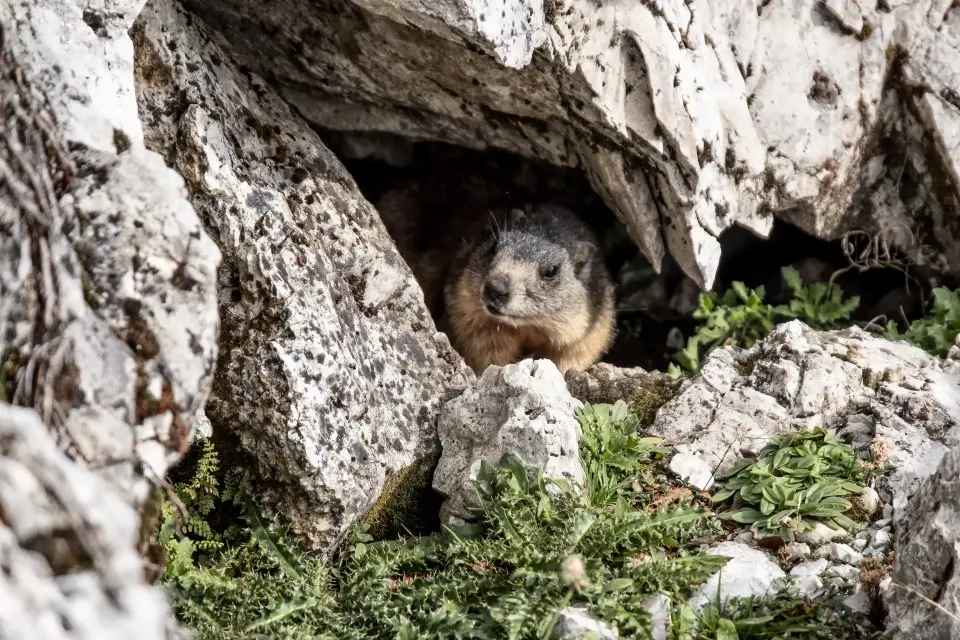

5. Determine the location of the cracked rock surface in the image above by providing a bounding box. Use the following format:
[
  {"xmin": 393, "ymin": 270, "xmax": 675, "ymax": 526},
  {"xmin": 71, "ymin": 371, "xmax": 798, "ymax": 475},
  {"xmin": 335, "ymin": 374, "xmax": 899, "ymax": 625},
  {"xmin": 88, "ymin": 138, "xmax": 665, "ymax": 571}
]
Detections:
[
  {"xmin": 166, "ymin": 0, "xmax": 960, "ymax": 289},
  {"xmin": 133, "ymin": 0, "xmax": 473, "ymax": 550},
  {"xmin": 650, "ymin": 320, "xmax": 960, "ymax": 520},
  {"xmin": 1, "ymin": 0, "xmax": 219, "ymax": 503},
  {"xmin": 886, "ymin": 442, "xmax": 960, "ymax": 637}
]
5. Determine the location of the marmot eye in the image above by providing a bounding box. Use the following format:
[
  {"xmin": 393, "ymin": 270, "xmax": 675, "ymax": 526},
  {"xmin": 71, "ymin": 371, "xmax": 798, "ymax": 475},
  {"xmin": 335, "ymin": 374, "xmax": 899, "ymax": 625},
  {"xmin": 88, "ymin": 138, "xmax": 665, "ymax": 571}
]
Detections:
[{"xmin": 540, "ymin": 263, "xmax": 561, "ymax": 280}]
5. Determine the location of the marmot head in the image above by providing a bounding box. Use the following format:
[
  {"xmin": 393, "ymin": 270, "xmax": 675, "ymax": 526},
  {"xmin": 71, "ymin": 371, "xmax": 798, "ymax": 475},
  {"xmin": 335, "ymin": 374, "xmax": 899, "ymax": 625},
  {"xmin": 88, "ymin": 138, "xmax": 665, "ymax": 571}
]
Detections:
[{"xmin": 455, "ymin": 204, "xmax": 611, "ymax": 343}]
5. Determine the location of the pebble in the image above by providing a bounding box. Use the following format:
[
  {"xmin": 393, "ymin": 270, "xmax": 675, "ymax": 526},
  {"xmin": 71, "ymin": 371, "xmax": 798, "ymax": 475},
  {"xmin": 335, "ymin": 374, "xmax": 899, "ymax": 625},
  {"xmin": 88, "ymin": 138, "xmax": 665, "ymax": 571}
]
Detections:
[
  {"xmin": 815, "ymin": 543, "xmax": 863, "ymax": 566},
  {"xmin": 792, "ymin": 573, "xmax": 824, "ymax": 598},
  {"xmin": 858, "ymin": 487, "xmax": 881, "ymax": 516},
  {"xmin": 842, "ymin": 590, "xmax": 872, "ymax": 614},
  {"xmin": 790, "ymin": 559, "xmax": 830, "ymax": 577},
  {"xmin": 871, "ymin": 528, "xmax": 892, "ymax": 549},
  {"xmin": 851, "ymin": 538, "xmax": 867, "ymax": 552},
  {"xmin": 882, "ymin": 504, "xmax": 894, "ymax": 520},
  {"xmin": 783, "ymin": 542, "xmax": 811, "ymax": 561},
  {"xmin": 797, "ymin": 522, "xmax": 847, "ymax": 545},
  {"xmin": 827, "ymin": 564, "xmax": 859, "ymax": 581}
]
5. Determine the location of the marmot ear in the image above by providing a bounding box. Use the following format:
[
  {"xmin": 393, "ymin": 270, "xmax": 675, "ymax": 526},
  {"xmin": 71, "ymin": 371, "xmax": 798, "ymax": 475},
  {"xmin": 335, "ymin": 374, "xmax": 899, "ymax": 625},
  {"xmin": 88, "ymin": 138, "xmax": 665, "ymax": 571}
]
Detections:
[
  {"xmin": 574, "ymin": 241, "xmax": 596, "ymax": 273},
  {"xmin": 506, "ymin": 207, "xmax": 526, "ymax": 227}
]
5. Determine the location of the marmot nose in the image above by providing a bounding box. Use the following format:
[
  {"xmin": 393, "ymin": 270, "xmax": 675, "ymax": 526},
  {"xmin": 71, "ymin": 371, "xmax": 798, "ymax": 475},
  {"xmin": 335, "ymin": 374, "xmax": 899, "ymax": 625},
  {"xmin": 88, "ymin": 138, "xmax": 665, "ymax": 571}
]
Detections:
[{"xmin": 483, "ymin": 277, "xmax": 511, "ymax": 308}]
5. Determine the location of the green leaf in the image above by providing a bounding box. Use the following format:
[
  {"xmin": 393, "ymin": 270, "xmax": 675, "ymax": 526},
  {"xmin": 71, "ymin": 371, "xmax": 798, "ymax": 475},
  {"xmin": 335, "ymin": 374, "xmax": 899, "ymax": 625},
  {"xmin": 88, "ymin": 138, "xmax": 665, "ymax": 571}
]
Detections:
[
  {"xmin": 716, "ymin": 618, "xmax": 740, "ymax": 640},
  {"xmin": 726, "ymin": 508, "xmax": 766, "ymax": 524}
]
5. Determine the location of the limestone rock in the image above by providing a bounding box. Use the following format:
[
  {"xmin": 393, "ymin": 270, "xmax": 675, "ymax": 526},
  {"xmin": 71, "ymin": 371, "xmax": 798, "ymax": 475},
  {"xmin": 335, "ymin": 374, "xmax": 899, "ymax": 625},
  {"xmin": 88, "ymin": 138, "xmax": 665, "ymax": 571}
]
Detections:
[
  {"xmin": 642, "ymin": 594, "xmax": 672, "ymax": 640},
  {"xmin": 687, "ymin": 542, "xmax": 786, "ymax": 610},
  {"xmin": 650, "ymin": 321, "xmax": 960, "ymax": 512},
  {"xmin": 1, "ymin": 0, "xmax": 219, "ymax": 506},
  {"xmin": 165, "ymin": 0, "xmax": 960, "ymax": 289},
  {"xmin": 0, "ymin": 405, "xmax": 174, "ymax": 640},
  {"xmin": 434, "ymin": 359, "xmax": 585, "ymax": 523},
  {"xmin": 552, "ymin": 608, "xmax": 619, "ymax": 640},
  {"xmin": 885, "ymin": 444, "xmax": 960, "ymax": 638},
  {"xmin": 132, "ymin": 0, "xmax": 473, "ymax": 550}
]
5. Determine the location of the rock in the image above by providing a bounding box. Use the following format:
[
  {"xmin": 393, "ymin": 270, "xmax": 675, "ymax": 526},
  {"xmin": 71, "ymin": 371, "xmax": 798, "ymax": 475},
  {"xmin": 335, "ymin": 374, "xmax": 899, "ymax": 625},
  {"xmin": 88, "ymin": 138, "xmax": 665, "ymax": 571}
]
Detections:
[
  {"xmin": 798, "ymin": 522, "xmax": 849, "ymax": 546},
  {"xmin": 133, "ymin": 0, "xmax": 473, "ymax": 549},
  {"xmin": 564, "ymin": 364, "xmax": 679, "ymax": 427},
  {"xmin": 792, "ymin": 574, "xmax": 825, "ymax": 599},
  {"xmin": 827, "ymin": 564, "xmax": 860, "ymax": 582},
  {"xmin": 789, "ymin": 560, "xmax": 829, "ymax": 598},
  {"xmin": 886, "ymin": 444, "xmax": 960, "ymax": 638},
  {"xmin": 858, "ymin": 487, "xmax": 881, "ymax": 517},
  {"xmin": 852, "ymin": 538, "xmax": 868, "ymax": 553},
  {"xmin": 642, "ymin": 594, "xmax": 672, "ymax": 640},
  {"xmin": 843, "ymin": 590, "xmax": 872, "ymax": 615},
  {"xmin": 669, "ymin": 451, "xmax": 718, "ymax": 491},
  {"xmin": 871, "ymin": 529, "xmax": 892, "ymax": 550},
  {"xmin": 650, "ymin": 321, "xmax": 960, "ymax": 512},
  {"xmin": 791, "ymin": 559, "xmax": 831, "ymax": 578},
  {"xmin": 815, "ymin": 543, "xmax": 864, "ymax": 566},
  {"xmin": 1, "ymin": 0, "xmax": 220, "ymax": 508},
  {"xmin": 0, "ymin": 405, "xmax": 174, "ymax": 640},
  {"xmin": 688, "ymin": 542, "xmax": 786, "ymax": 611},
  {"xmin": 552, "ymin": 608, "xmax": 618, "ymax": 640},
  {"xmin": 173, "ymin": 0, "xmax": 960, "ymax": 289},
  {"xmin": 783, "ymin": 542, "xmax": 812, "ymax": 561},
  {"xmin": 433, "ymin": 359, "xmax": 585, "ymax": 523}
]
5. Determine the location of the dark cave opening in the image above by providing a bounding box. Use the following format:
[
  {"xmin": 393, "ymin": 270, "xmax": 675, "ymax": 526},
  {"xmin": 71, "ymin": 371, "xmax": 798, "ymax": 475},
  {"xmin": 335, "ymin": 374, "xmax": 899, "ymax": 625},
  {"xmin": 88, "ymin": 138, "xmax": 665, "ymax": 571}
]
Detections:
[{"xmin": 321, "ymin": 130, "xmax": 942, "ymax": 373}]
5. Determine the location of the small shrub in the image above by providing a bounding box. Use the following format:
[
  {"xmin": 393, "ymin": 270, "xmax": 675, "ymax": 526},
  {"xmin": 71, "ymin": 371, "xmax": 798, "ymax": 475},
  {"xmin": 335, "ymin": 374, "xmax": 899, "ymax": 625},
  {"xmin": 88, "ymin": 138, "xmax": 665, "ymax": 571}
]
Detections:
[{"xmin": 711, "ymin": 427, "xmax": 870, "ymax": 542}]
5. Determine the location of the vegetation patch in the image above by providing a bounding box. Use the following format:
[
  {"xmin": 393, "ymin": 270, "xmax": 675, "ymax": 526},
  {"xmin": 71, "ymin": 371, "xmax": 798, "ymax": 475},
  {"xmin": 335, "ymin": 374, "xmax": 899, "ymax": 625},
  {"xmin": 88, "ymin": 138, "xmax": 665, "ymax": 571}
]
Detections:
[
  {"xmin": 886, "ymin": 286, "xmax": 960, "ymax": 357},
  {"xmin": 669, "ymin": 267, "xmax": 860, "ymax": 376},
  {"xmin": 711, "ymin": 427, "xmax": 887, "ymax": 542},
  {"xmin": 155, "ymin": 405, "xmax": 881, "ymax": 639}
]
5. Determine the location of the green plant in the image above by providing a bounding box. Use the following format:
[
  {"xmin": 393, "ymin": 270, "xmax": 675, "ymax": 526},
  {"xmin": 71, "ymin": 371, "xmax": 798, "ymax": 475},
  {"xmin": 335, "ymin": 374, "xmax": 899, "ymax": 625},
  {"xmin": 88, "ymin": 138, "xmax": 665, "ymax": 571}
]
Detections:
[
  {"xmin": 577, "ymin": 400, "xmax": 671, "ymax": 507},
  {"xmin": 670, "ymin": 268, "xmax": 860, "ymax": 377},
  {"xmin": 780, "ymin": 266, "xmax": 860, "ymax": 327},
  {"xmin": 711, "ymin": 427, "xmax": 869, "ymax": 542},
  {"xmin": 671, "ymin": 583, "xmax": 877, "ymax": 639},
  {"xmin": 670, "ymin": 282, "xmax": 780, "ymax": 377},
  {"xmin": 886, "ymin": 286, "xmax": 960, "ymax": 357}
]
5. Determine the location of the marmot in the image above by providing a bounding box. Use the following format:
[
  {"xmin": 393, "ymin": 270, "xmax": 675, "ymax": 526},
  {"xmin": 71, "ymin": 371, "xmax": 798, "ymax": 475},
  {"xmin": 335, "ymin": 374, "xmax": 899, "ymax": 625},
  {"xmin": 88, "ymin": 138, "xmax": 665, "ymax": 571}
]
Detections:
[{"xmin": 377, "ymin": 182, "xmax": 616, "ymax": 375}]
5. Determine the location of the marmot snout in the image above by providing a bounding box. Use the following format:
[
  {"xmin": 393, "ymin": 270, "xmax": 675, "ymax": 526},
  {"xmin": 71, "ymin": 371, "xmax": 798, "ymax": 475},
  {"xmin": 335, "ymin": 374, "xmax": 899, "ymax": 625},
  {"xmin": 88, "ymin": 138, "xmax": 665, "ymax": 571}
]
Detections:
[{"xmin": 377, "ymin": 183, "xmax": 616, "ymax": 375}]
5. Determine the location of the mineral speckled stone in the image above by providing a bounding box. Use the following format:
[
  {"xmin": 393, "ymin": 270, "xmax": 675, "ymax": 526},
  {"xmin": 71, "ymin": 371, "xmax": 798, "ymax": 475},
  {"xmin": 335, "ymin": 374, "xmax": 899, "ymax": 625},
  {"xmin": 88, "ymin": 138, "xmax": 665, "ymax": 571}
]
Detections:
[{"xmin": 133, "ymin": 0, "xmax": 472, "ymax": 550}]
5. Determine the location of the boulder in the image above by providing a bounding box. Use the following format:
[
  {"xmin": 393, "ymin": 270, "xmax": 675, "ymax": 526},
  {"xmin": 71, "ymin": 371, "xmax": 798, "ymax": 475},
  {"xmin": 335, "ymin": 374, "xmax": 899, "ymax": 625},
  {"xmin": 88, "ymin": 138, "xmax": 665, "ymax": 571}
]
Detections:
[
  {"xmin": 0, "ymin": 404, "xmax": 175, "ymax": 640},
  {"xmin": 434, "ymin": 359, "xmax": 585, "ymax": 523},
  {"xmin": 145, "ymin": 0, "xmax": 960, "ymax": 289},
  {"xmin": 132, "ymin": 0, "xmax": 473, "ymax": 550},
  {"xmin": 0, "ymin": 0, "xmax": 219, "ymax": 503},
  {"xmin": 650, "ymin": 320, "xmax": 960, "ymax": 518},
  {"xmin": 885, "ymin": 443, "xmax": 960, "ymax": 638}
]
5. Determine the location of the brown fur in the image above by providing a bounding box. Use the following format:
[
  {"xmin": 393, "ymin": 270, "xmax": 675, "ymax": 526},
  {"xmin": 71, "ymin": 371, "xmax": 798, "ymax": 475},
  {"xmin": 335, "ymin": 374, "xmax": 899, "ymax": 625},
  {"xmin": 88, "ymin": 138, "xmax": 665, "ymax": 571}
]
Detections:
[{"xmin": 377, "ymin": 181, "xmax": 616, "ymax": 376}]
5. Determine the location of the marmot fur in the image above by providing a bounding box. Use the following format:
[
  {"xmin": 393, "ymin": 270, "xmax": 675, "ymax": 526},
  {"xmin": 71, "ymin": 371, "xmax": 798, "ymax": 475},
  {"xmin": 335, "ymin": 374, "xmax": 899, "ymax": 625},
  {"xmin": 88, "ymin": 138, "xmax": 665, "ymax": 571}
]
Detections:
[{"xmin": 377, "ymin": 180, "xmax": 616, "ymax": 375}]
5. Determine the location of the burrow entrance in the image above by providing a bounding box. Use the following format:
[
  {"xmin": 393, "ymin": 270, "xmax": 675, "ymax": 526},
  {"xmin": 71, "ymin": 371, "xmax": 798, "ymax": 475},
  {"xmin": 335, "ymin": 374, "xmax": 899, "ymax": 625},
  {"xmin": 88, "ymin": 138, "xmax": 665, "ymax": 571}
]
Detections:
[{"xmin": 322, "ymin": 130, "xmax": 945, "ymax": 372}]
